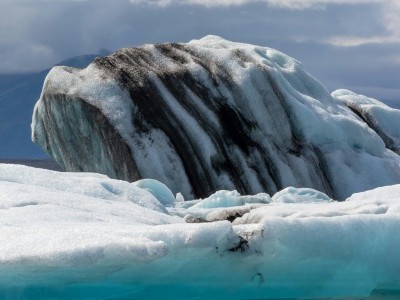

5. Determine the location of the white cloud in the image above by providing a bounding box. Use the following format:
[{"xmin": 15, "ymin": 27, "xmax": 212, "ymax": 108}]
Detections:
[
  {"xmin": 130, "ymin": 0, "xmax": 400, "ymax": 47},
  {"xmin": 130, "ymin": 0, "xmax": 381, "ymax": 9},
  {"xmin": 384, "ymin": 1, "xmax": 400, "ymax": 38},
  {"xmin": 323, "ymin": 0, "xmax": 400, "ymax": 47},
  {"xmin": 0, "ymin": 40, "xmax": 57, "ymax": 73},
  {"xmin": 261, "ymin": 0, "xmax": 380, "ymax": 9},
  {"xmin": 130, "ymin": 0, "xmax": 254, "ymax": 7},
  {"xmin": 325, "ymin": 35, "xmax": 400, "ymax": 47}
]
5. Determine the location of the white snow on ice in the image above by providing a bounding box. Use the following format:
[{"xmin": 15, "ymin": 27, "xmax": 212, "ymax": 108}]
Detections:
[
  {"xmin": 189, "ymin": 36, "xmax": 385, "ymax": 156},
  {"xmin": 1, "ymin": 163, "xmax": 400, "ymax": 299},
  {"xmin": 32, "ymin": 64, "xmax": 135, "ymax": 144},
  {"xmin": 333, "ymin": 89, "xmax": 400, "ymax": 151}
]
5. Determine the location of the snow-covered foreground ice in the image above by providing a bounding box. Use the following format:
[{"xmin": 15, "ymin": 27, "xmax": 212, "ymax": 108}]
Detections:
[{"xmin": 1, "ymin": 164, "xmax": 400, "ymax": 299}]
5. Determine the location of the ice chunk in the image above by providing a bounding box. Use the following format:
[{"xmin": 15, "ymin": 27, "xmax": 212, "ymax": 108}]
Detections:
[
  {"xmin": 175, "ymin": 192, "xmax": 185, "ymax": 203},
  {"xmin": 333, "ymin": 89, "xmax": 400, "ymax": 153},
  {"xmin": 272, "ymin": 186, "xmax": 332, "ymax": 203},
  {"xmin": 190, "ymin": 190, "xmax": 270, "ymax": 209},
  {"xmin": 133, "ymin": 178, "xmax": 176, "ymax": 207},
  {"xmin": 169, "ymin": 190, "xmax": 270, "ymax": 224}
]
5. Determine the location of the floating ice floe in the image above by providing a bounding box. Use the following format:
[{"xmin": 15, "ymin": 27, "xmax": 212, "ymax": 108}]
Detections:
[{"xmin": 1, "ymin": 163, "xmax": 400, "ymax": 299}]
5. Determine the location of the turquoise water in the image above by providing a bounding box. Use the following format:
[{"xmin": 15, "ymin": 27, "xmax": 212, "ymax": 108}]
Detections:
[{"xmin": 1, "ymin": 285, "xmax": 399, "ymax": 300}]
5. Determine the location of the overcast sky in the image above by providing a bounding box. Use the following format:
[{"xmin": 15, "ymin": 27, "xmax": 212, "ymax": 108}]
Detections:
[{"xmin": 0, "ymin": 0, "xmax": 399, "ymax": 101}]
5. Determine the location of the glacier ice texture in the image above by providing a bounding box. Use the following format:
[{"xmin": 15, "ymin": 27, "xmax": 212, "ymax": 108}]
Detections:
[
  {"xmin": 1, "ymin": 163, "xmax": 400, "ymax": 299},
  {"xmin": 32, "ymin": 35, "xmax": 400, "ymax": 201},
  {"xmin": 332, "ymin": 89, "xmax": 400, "ymax": 154}
]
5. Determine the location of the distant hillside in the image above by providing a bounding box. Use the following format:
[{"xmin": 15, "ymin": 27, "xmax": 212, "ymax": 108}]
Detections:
[{"xmin": 0, "ymin": 51, "xmax": 110, "ymax": 159}]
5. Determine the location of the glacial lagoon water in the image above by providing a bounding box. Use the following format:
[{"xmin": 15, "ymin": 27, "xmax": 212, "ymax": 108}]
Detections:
[{"xmin": 1, "ymin": 281, "xmax": 400, "ymax": 299}]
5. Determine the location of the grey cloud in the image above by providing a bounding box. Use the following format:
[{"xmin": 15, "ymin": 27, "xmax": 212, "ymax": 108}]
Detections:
[
  {"xmin": 131, "ymin": 0, "xmax": 400, "ymax": 47},
  {"xmin": 130, "ymin": 0, "xmax": 382, "ymax": 9},
  {"xmin": 0, "ymin": 0, "xmax": 398, "ymax": 101}
]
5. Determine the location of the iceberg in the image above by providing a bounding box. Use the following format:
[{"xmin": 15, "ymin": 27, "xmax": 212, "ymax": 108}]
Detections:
[
  {"xmin": 1, "ymin": 163, "xmax": 400, "ymax": 299},
  {"xmin": 133, "ymin": 178, "xmax": 176, "ymax": 207},
  {"xmin": 32, "ymin": 36, "xmax": 400, "ymax": 201},
  {"xmin": 333, "ymin": 89, "xmax": 400, "ymax": 153}
]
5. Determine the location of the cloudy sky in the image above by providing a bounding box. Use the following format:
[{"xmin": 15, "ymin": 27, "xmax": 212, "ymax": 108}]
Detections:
[{"xmin": 0, "ymin": 0, "xmax": 399, "ymax": 101}]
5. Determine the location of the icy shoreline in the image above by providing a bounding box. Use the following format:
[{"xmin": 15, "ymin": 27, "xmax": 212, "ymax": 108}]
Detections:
[{"xmin": 1, "ymin": 163, "xmax": 400, "ymax": 299}]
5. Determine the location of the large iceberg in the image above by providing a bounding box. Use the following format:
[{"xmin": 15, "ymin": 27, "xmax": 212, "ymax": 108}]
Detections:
[
  {"xmin": 1, "ymin": 163, "xmax": 400, "ymax": 299},
  {"xmin": 32, "ymin": 36, "xmax": 400, "ymax": 200}
]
